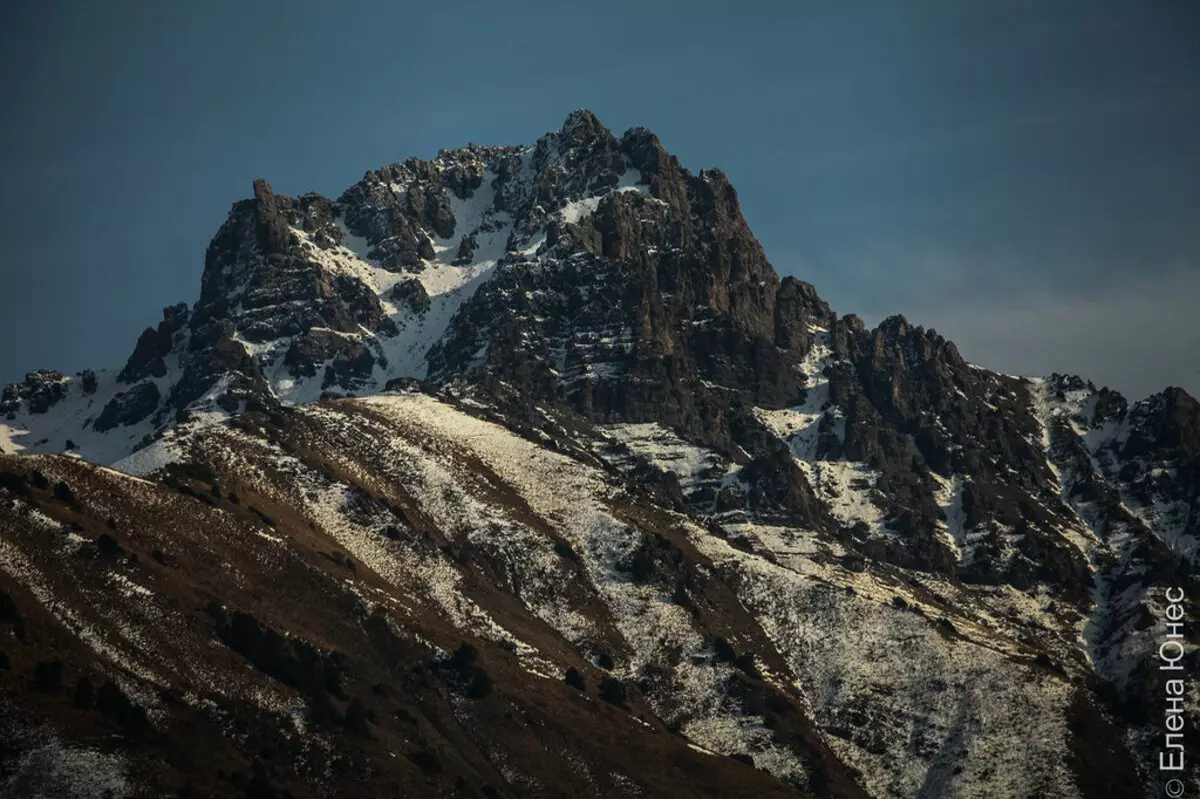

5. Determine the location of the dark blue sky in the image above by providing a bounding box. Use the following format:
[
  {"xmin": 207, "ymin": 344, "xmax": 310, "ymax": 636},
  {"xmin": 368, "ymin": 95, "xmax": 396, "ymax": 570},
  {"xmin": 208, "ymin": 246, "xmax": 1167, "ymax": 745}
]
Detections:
[{"xmin": 2, "ymin": 1, "xmax": 1197, "ymax": 398}]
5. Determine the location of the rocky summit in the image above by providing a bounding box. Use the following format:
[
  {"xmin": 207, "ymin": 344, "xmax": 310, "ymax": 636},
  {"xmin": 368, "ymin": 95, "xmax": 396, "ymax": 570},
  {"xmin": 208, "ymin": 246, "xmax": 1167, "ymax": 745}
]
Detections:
[{"xmin": 0, "ymin": 111, "xmax": 1196, "ymax": 798}]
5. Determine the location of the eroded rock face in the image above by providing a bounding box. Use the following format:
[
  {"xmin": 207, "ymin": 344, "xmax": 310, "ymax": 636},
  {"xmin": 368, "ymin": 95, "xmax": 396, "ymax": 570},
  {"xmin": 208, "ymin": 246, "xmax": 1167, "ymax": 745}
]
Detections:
[
  {"xmin": 1, "ymin": 371, "xmax": 70, "ymax": 415},
  {"xmin": 118, "ymin": 303, "xmax": 190, "ymax": 384},
  {"xmin": 94, "ymin": 382, "xmax": 161, "ymax": 432},
  {"xmin": 200, "ymin": 181, "xmax": 393, "ymax": 344},
  {"xmin": 389, "ymin": 279, "xmax": 430, "ymax": 315},
  {"xmin": 283, "ymin": 329, "xmax": 383, "ymax": 394}
]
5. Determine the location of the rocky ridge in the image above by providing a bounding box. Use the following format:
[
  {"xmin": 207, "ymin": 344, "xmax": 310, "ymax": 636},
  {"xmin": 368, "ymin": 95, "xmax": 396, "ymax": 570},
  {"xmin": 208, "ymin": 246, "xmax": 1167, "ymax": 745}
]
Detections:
[{"xmin": 0, "ymin": 110, "xmax": 1197, "ymax": 797}]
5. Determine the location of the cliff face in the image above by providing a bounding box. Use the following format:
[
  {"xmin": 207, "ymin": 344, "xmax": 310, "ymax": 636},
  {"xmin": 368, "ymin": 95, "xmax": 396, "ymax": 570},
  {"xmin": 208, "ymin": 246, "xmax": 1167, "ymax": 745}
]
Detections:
[{"xmin": 1, "ymin": 111, "xmax": 1196, "ymax": 797}]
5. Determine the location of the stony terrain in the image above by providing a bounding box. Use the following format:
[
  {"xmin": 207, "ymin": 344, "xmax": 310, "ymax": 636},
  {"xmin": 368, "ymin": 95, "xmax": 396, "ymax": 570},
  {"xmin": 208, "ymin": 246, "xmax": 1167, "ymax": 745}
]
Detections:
[{"xmin": 1, "ymin": 111, "xmax": 1196, "ymax": 797}]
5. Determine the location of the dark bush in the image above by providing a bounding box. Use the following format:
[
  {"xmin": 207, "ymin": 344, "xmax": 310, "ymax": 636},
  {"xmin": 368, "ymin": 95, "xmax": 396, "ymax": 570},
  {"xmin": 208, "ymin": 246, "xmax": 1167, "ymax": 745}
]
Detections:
[
  {"xmin": 246, "ymin": 772, "xmax": 282, "ymax": 799},
  {"xmin": 34, "ymin": 660, "xmax": 63, "ymax": 691},
  {"xmin": 449, "ymin": 643, "xmax": 478, "ymax": 670},
  {"xmin": 97, "ymin": 681, "xmax": 151, "ymax": 734},
  {"xmin": 564, "ymin": 667, "xmax": 586, "ymax": 690},
  {"xmin": 599, "ymin": 676, "xmax": 627, "ymax": 707},
  {"xmin": 596, "ymin": 650, "xmax": 615, "ymax": 670},
  {"xmin": 712, "ymin": 636, "xmax": 736, "ymax": 663},
  {"xmin": 1034, "ymin": 652, "xmax": 1066, "ymax": 675},
  {"xmin": 671, "ymin": 581, "xmax": 693, "ymax": 609},
  {"xmin": 53, "ymin": 481, "xmax": 75, "ymax": 503},
  {"xmin": 734, "ymin": 653, "xmax": 760, "ymax": 678},
  {"xmin": 30, "ymin": 470, "xmax": 49, "ymax": 490},
  {"xmin": 308, "ymin": 689, "xmax": 342, "ymax": 728},
  {"xmin": 763, "ymin": 690, "xmax": 792, "ymax": 716},
  {"xmin": 344, "ymin": 698, "xmax": 372, "ymax": 737},
  {"xmin": 442, "ymin": 643, "xmax": 492, "ymax": 699},
  {"xmin": 0, "ymin": 650, "xmax": 9, "ymax": 670},
  {"xmin": 73, "ymin": 676, "xmax": 94, "ymax": 708},
  {"xmin": 214, "ymin": 610, "xmax": 348, "ymax": 702},
  {"xmin": 0, "ymin": 590, "xmax": 20, "ymax": 623},
  {"xmin": 628, "ymin": 542, "xmax": 655, "ymax": 583},
  {"xmin": 0, "ymin": 471, "xmax": 28, "ymax": 495},
  {"xmin": 466, "ymin": 668, "xmax": 493, "ymax": 699},
  {"xmin": 409, "ymin": 748, "xmax": 441, "ymax": 773},
  {"xmin": 730, "ymin": 753, "xmax": 755, "ymax": 767},
  {"xmin": 96, "ymin": 533, "xmax": 124, "ymax": 556},
  {"xmin": 248, "ymin": 506, "xmax": 276, "ymax": 528},
  {"xmin": 891, "ymin": 596, "xmax": 909, "ymax": 610}
]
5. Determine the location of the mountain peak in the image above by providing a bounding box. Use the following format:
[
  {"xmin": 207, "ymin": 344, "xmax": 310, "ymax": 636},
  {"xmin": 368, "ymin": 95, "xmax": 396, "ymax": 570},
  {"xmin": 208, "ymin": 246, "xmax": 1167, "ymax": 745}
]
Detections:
[{"xmin": 1, "ymin": 111, "xmax": 1195, "ymax": 798}]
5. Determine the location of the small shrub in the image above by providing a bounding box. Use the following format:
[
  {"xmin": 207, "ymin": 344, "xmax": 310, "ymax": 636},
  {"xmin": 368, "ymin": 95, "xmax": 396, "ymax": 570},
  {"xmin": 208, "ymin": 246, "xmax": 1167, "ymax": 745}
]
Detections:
[
  {"xmin": 628, "ymin": 543, "xmax": 655, "ymax": 583},
  {"xmin": 248, "ymin": 506, "xmax": 276, "ymax": 528},
  {"xmin": 34, "ymin": 660, "xmax": 63, "ymax": 692},
  {"xmin": 344, "ymin": 698, "xmax": 372, "ymax": 738},
  {"xmin": 733, "ymin": 653, "xmax": 760, "ymax": 678},
  {"xmin": 0, "ymin": 471, "xmax": 28, "ymax": 495},
  {"xmin": 449, "ymin": 643, "xmax": 478, "ymax": 670},
  {"xmin": 564, "ymin": 667, "xmax": 586, "ymax": 691},
  {"xmin": 0, "ymin": 590, "xmax": 20, "ymax": 623},
  {"xmin": 442, "ymin": 643, "xmax": 492, "ymax": 699},
  {"xmin": 96, "ymin": 533, "xmax": 123, "ymax": 556},
  {"xmin": 308, "ymin": 689, "xmax": 342, "ymax": 728},
  {"xmin": 595, "ymin": 650, "xmax": 615, "ymax": 670},
  {"xmin": 96, "ymin": 680, "xmax": 151, "ymax": 734},
  {"xmin": 763, "ymin": 690, "xmax": 792, "ymax": 715},
  {"xmin": 730, "ymin": 753, "xmax": 755, "ymax": 767},
  {"xmin": 891, "ymin": 596, "xmax": 909, "ymax": 610},
  {"xmin": 73, "ymin": 676, "xmax": 94, "ymax": 708},
  {"xmin": 409, "ymin": 748, "xmax": 441, "ymax": 773},
  {"xmin": 53, "ymin": 481, "xmax": 75, "ymax": 503},
  {"xmin": 466, "ymin": 668, "xmax": 493, "ymax": 699},
  {"xmin": 671, "ymin": 581, "xmax": 693, "ymax": 609},
  {"xmin": 599, "ymin": 676, "xmax": 627, "ymax": 707}
]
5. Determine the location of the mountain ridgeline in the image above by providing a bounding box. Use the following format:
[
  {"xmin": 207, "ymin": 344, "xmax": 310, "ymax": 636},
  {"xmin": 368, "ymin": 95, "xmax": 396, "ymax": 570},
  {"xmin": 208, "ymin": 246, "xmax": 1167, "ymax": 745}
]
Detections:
[{"xmin": 0, "ymin": 111, "xmax": 1196, "ymax": 797}]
